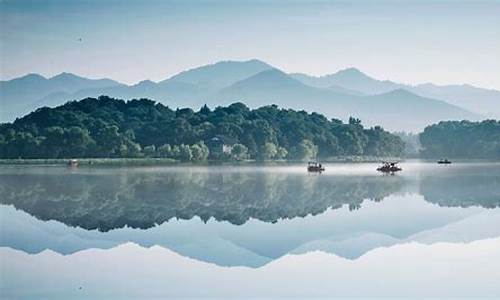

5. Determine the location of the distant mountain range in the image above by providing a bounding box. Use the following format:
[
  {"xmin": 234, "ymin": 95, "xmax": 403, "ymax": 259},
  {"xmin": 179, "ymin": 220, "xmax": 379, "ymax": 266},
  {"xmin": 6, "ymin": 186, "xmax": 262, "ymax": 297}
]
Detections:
[
  {"xmin": 290, "ymin": 68, "xmax": 500, "ymax": 119},
  {"xmin": 0, "ymin": 73, "xmax": 123, "ymax": 121},
  {"xmin": 1, "ymin": 59, "xmax": 497, "ymax": 131}
]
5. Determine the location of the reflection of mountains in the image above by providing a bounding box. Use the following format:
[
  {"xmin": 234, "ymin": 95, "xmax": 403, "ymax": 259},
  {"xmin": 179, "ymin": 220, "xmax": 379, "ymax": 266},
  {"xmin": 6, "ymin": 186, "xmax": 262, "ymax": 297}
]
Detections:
[
  {"xmin": 0, "ymin": 170, "xmax": 403, "ymax": 231},
  {"xmin": 420, "ymin": 171, "xmax": 500, "ymax": 209},
  {"xmin": 2, "ymin": 166, "xmax": 500, "ymax": 268}
]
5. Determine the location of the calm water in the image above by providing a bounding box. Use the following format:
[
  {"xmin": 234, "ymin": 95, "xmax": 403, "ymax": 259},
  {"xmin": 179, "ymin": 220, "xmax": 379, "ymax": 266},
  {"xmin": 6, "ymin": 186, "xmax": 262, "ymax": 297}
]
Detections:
[{"xmin": 1, "ymin": 161, "xmax": 500, "ymax": 298}]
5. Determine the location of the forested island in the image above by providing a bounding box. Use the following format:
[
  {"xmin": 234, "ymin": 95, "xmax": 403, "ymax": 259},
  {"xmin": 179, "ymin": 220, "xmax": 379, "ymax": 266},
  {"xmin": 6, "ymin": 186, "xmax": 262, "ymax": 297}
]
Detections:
[
  {"xmin": 420, "ymin": 120, "xmax": 500, "ymax": 159},
  {"xmin": 0, "ymin": 96, "xmax": 405, "ymax": 160}
]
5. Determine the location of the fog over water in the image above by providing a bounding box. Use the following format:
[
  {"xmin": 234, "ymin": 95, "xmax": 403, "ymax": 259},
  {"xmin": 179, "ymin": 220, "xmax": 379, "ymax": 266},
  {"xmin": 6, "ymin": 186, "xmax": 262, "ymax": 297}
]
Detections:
[{"xmin": 1, "ymin": 161, "xmax": 499, "ymax": 298}]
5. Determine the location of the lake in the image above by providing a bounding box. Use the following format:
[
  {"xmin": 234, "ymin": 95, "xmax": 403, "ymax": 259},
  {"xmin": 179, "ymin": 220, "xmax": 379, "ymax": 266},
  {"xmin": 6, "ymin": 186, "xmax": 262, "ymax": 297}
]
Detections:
[{"xmin": 1, "ymin": 161, "xmax": 500, "ymax": 299}]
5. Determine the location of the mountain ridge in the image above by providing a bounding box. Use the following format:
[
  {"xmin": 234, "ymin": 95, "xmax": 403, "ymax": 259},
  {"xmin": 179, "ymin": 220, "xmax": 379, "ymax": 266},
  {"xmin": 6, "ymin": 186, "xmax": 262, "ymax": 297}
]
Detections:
[
  {"xmin": 291, "ymin": 68, "xmax": 500, "ymax": 118},
  {"xmin": 0, "ymin": 60, "xmax": 491, "ymax": 131}
]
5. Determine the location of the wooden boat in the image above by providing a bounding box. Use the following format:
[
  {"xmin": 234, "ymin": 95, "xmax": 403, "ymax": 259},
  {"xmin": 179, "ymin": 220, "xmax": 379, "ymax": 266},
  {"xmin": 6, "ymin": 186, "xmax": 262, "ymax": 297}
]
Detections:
[
  {"xmin": 67, "ymin": 159, "xmax": 78, "ymax": 167},
  {"xmin": 437, "ymin": 159, "xmax": 452, "ymax": 164},
  {"xmin": 307, "ymin": 162, "xmax": 325, "ymax": 173},
  {"xmin": 377, "ymin": 161, "xmax": 401, "ymax": 173}
]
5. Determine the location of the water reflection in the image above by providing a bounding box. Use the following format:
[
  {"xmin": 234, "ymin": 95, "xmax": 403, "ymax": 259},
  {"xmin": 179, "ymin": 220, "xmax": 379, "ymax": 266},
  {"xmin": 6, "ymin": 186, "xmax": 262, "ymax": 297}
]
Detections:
[
  {"xmin": 1, "ymin": 163, "xmax": 499, "ymax": 298},
  {"xmin": 1, "ymin": 162, "xmax": 500, "ymax": 268},
  {"xmin": 2, "ymin": 238, "xmax": 500, "ymax": 299},
  {"xmin": 1, "ymin": 163, "xmax": 500, "ymax": 232},
  {"xmin": 0, "ymin": 166, "xmax": 406, "ymax": 231},
  {"xmin": 420, "ymin": 170, "xmax": 500, "ymax": 208}
]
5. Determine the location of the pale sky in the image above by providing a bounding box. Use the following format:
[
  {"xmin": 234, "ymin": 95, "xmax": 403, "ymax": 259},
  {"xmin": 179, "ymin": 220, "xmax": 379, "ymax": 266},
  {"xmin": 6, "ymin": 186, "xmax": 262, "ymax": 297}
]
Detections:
[{"xmin": 1, "ymin": 0, "xmax": 500, "ymax": 89}]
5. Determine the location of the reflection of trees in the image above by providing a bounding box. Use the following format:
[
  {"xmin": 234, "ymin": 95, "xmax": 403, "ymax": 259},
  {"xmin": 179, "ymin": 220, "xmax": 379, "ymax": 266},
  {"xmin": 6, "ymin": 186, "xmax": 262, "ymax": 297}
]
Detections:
[
  {"xmin": 0, "ymin": 170, "xmax": 404, "ymax": 231},
  {"xmin": 420, "ymin": 172, "xmax": 500, "ymax": 209}
]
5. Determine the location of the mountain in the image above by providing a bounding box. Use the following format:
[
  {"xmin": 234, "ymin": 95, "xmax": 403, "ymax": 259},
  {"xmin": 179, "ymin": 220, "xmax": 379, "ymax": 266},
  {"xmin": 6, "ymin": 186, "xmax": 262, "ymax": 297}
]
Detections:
[
  {"xmin": 45, "ymin": 72, "xmax": 121, "ymax": 92},
  {"xmin": 285, "ymin": 73, "xmax": 366, "ymax": 96},
  {"xmin": 164, "ymin": 59, "xmax": 273, "ymax": 91},
  {"xmin": 292, "ymin": 68, "xmax": 500, "ymax": 118},
  {"xmin": 0, "ymin": 73, "xmax": 122, "ymax": 121},
  {"xmin": 291, "ymin": 68, "xmax": 402, "ymax": 94},
  {"xmin": 0, "ymin": 60, "xmax": 486, "ymax": 131},
  {"xmin": 355, "ymin": 89, "xmax": 479, "ymax": 131},
  {"xmin": 212, "ymin": 68, "xmax": 347, "ymax": 108},
  {"xmin": 410, "ymin": 83, "xmax": 500, "ymax": 118},
  {"xmin": 213, "ymin": 70, "xmax": 479, "ymax": 131},
  {"xmin": 291, "ymin": 232, "xmax": 399, "ymax": 259},
  {"xmin": 0, "ymin": 60, "xmax": 273, "ymax": 122}
]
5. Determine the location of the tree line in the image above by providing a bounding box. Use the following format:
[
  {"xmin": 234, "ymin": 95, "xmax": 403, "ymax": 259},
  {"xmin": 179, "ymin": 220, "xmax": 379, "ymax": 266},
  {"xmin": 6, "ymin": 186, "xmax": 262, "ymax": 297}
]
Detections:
[
  {"xmin": 419, "ymin": 120, "xmax": 500, "ymax": 159},
  {"xmin": 0, "ymin": 96, "xmax": 405, "ymax": 160},
  {"xmin": 0, "ymin": 168, "xmax": 404, "ymax": 231}
]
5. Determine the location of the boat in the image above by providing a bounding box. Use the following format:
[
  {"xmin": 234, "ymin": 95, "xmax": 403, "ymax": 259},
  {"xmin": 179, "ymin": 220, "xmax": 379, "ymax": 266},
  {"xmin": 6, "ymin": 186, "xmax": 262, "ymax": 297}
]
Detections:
[
  {"xmin": 67, "ymin": 159, "xmax": 78, "ymax": 167},
  {"xmin": 377, "ymin": 161, "xmax": 402, "ymax": 173},
  {"xmin": 437, "ymin": 159, "xmax": 452, "ymax": 164},
  {"xmin": 307, "ymin": 162, "xmax": 325, "ymax": 173}
]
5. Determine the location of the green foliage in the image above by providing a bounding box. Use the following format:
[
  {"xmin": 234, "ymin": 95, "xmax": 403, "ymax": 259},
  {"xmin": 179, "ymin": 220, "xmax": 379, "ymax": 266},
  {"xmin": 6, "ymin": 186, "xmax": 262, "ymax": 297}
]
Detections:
[
  {"xmin": 259, "ymin": 142, "xmax": 278, "ymax": 160},
  {"xmin": 157, "ymin": 144, "xmax": 171, "ymax": 158},
  {"xmin": 348, "ymin": 117, "xmax": 362, "ymax": 126},
  {"xmin": 420, "ymin": 120, "xmax": 500, "ymax": 158},
  {"xmin": 0, "ymin": 96, "xmax": 405, "ymax": 159},
  {"xmin": 231, "ymin": 143, "xmax": 249, "ymax": 160},
  {"xmin": 191, "ymin": 142, "xmax": 209, "ymax": 161},
  {"xmin": 178, "ymin": 144, "xmax": 193, "ymax": 161},
  {"xmin": 0, "ymin": 167, "xmax": 407, "ymax": 231},
  {"xmin": 119, "ymin": 140, "xmax": 142, "ymax": 158},
  {"xmin": 291, "ymin": 139, "xmax": 318, "ymax": 160},
  {"xmin": 143, "ymin": 145, "xmax": 156, "ymax": 157},
  {"xmin": 275, "ymin": 146, "xmax": 288, "ymax": 159},
  {"xmin": 394, "ymin": 131, "xmax": 421, "ymax": 157}
]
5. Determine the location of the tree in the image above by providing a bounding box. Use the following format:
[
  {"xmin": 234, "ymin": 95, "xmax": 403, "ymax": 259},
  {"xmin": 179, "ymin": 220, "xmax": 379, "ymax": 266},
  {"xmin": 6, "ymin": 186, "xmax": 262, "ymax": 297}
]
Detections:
[
  {"xmin": 41, "ymin": 127, "xmax": 65, "ymax": 158},
  {"xmin": 0, "ymin": 97, "xmax": 408, "ymax": 160},
  {"xmin": 94, "ymin": 125, "xmax": 123, "ymax": 157},
  {"xmin": 349, "ymin": 117, "xmax": 362, "ymax": 126},
  {"xmin": 191, "ymin": 142, "xmax": 209, "ymax": 161},
  {"xmin": 291, "ymin": 139, "xmax": 318, "ymax": 160},
  {"xmin": 143, "ymin": 145, "xmax": 157, "ymax": 157},
  {"xmin": 231, "ymin": 143, "xmax": 249, "ymax": 160},
  {"xmin": 157, "ymin": 144, "xmax": 172, "ymax": 158},
  {"xmin": 420, "ymin": 120, "xmax": 500, "ymax": 159},
  {"xmin": 259, "ymin": 142, "xmax": 278, "ymax": 160},
  {"xmin": 3, "ymin": 131, "xmax": 41, "ymax": 158},
  {"xmin": 63, "ymin": 127, "xmax": 94, "ymax": 157},
  {"xmin": 170, "ymin": 145, "xmax": 181, "ymax": 159},
  {"xmin": 178, "ymin": 144, "xmax": 193, "ymax": 161},
  {"xmin": 119, "ymin": 140, "xmax": 142, "ymax": 157},
  {"xmin": 275, "ymin": 146, "xmax": 288, "ymax": 159}
]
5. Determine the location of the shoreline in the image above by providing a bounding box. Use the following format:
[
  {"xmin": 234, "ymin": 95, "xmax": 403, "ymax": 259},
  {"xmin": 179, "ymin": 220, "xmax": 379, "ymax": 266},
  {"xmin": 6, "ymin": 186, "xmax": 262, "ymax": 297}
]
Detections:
[
  {"xmin": 1, "ymin": 157, "xmax": 495, "ymax": 167},
  {"xmin": 0, "ymin": 156, "xmax": 404, "ymax": 166}
]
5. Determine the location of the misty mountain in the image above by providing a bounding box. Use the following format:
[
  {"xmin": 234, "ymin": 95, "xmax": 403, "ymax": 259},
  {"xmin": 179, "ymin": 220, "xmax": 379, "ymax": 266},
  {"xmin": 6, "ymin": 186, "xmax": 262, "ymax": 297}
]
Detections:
[
  {"xmin": 410, "ymin": 83, "xmax": 500, "ymax": 118},
  {"xmin": 0, "ymin": 73, "xmax": 122, "ymax": 121},
  {"xmin": 164, "ymin": 59, "xmax": 273, "ymax": 91},
  {"xmin": 355, "ymin": 89, "xmax": 478, "ymax": 131},
  {"xmin": 212, "ymin": 68, "xmax": 352, "ymax": 108},
  {"xmin": 44, "ymin": 79, "xmax": 209, "ymax": 108},
  {"xmin": 0, "ymin": 60, "xmax": 485, "ymax": 131},
  {"xmin": 290, "ymin": 68, "xmax": 403, "ymax": 94},
  {"xmin": 291, "ymin": 68, "xmax": 500, "ymax": 118},
  {"xmin": 213, "ymin": 70, "xmax": 479, "ymax": 131},
  {"xmin": 0, "ymin": 60, "xmax": 273, "ymax": 122}
]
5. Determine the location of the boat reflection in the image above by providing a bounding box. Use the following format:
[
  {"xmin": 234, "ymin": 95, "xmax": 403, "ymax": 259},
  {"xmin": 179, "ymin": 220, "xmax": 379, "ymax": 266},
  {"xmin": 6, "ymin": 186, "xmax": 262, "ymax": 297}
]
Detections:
[
  {"xmin": 1, "ymin": 164, "xmax": 499, "ymax": 232},
  {"xmin": 1, "ymin": 163, "xmax": 499, "ymax": 268},
  {"xmin": 0, "ymin": 168, "xmax": 403, "ymax": 231}
]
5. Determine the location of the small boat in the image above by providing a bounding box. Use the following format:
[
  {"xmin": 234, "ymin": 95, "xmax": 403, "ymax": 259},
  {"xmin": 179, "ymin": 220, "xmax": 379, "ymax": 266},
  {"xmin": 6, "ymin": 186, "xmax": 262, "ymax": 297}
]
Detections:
[
  {"xmin": 307, "ymin": 161, "xmax": 325, "ymax": 173},
  {"xmin": 437, "ymin": 159, "xmax": 452, "ymax": 164},
  {"xmin": 67, "ymin": 159, "xmax": 78, "ymax": 167},
  {"xmin": 377, "ymin": 161, "xmax": 402, "ymax": 173}
]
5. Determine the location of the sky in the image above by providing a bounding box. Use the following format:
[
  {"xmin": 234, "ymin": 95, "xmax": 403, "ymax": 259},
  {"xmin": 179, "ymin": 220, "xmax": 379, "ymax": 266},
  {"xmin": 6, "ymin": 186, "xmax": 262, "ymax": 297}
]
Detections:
[{"xmin": 1, "ymin": 0, "xmax": 500, "ymax": 89}]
